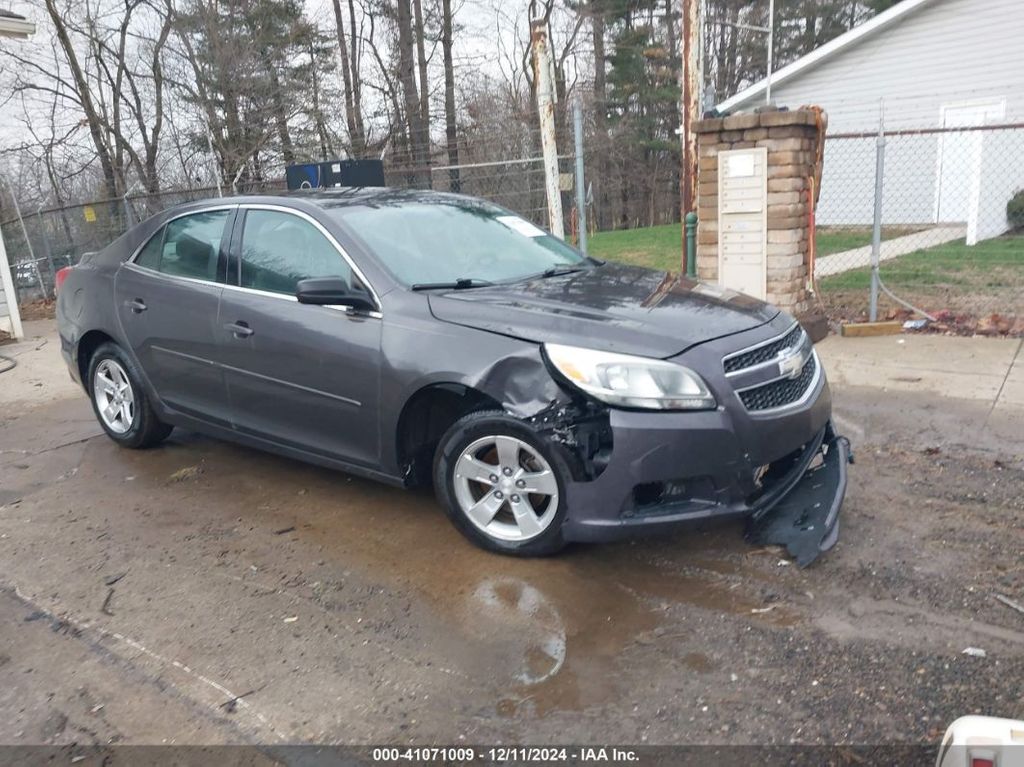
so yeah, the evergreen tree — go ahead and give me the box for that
[604,0,681,226]
[174,0,315,183]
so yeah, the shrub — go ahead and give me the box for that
[1008,189,1024,230]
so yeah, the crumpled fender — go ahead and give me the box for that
[470,348,569,417]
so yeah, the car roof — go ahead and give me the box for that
[171,187,479,215]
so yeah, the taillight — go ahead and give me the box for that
[55,266,72,295]
[971,758,995,767]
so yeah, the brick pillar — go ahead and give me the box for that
[693,109,826,317]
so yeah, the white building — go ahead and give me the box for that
[718,0,1024,245]
[0,7,35,340]
[0,8,34,37]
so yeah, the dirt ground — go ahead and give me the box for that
[0,360,1022,747]
[17,300,57,323]
[820,292,1024,338]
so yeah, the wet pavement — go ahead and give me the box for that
[1,383,1023,745]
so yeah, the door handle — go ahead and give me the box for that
[126,298,147,314]
[224,321,254,338]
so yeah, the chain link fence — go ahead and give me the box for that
[813,118,1024,334]
[385,155,576,233]
[0,180,286,303]
[8,100,1019,337]
[0,141,578,303]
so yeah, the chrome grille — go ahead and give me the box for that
[738,354,818,412]
[723,324,803,374]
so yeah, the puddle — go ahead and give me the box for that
[467,578,566,686]
[461,577,571,715]
[50,426,803,718]
[447,570,664,717]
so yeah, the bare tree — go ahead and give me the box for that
[441,0,459,191]
[92,0,174,193]
[331,0,366,156]
[396,0,430,185]
[346,0,367,154]
[413,0,430,134]
[363,7,406,155]
[42,0,123,197]
[0,0,892,244]
[307,36,336,160]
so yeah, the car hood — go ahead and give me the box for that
[427,263,779,358]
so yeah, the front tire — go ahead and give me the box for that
[433,410,569,556]
[88,342,173,449]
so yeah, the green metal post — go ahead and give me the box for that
[684,212,698,278]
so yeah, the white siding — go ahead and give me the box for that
[756,0,1024,131]
[977,128,1024,241]
[727,0,1024,237]
[0,230,22,339]
[816,133,944,227]
[0,281,9,331]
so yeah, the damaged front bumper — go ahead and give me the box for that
[557,375,849,566]
[745,423,850,567]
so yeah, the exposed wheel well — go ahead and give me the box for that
[396,383,502,487]
[76,330,117,384]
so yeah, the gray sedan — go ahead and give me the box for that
[56,188,849,562]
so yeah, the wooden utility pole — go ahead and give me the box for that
[680,0,701,218]
[531,19,564,239]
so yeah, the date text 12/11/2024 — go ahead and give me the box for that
[371,747,640,762]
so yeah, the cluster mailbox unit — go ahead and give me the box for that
[717,147,769,300]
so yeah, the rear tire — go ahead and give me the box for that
[87,342,173,449]
[433,410,569,556]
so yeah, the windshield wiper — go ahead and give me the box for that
[539,265,589,278]
[410,278,496,291]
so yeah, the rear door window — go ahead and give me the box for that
[148,210,230,281]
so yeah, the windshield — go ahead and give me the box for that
[329,196,587,287]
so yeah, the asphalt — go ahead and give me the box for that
[1,323,1022,746]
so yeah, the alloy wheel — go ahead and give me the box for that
[93,358,136,435]
[453,434,559,542]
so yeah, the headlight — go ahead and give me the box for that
[544,343,716,410]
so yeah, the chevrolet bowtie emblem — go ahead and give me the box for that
[778,347,808,379]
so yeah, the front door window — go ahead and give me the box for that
[238,210,353,295]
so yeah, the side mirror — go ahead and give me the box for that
[296,277,376,312]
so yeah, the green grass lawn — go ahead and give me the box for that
[588,223,685,272]
[588,223,922,270]
[589,223,1023,316]
[815,226,921,257]
[818,235,1024,293]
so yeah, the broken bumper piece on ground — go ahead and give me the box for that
[746,424,851,567]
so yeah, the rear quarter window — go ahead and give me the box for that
[134,229,163,270]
